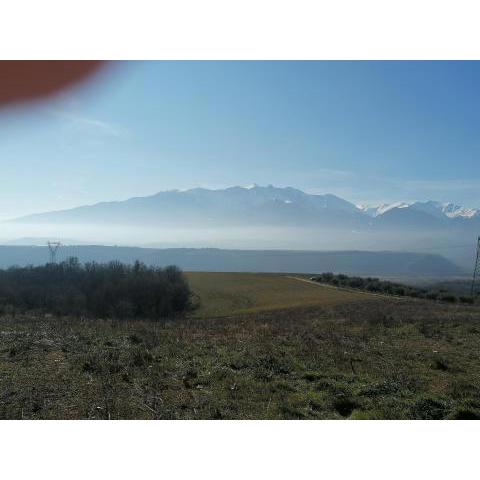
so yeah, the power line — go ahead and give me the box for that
[47,241,61,264]
[471,236,480,297]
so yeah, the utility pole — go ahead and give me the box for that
[471,236,480,298]
[47,241,61,264]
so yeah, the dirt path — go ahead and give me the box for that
[285,275,404,301]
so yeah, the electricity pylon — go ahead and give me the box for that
[47,241,61,264]
[471,236,480,297]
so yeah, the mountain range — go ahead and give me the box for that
[359,200,480,220]
[9,184,480,233]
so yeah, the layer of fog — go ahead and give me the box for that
[0,222,474,268]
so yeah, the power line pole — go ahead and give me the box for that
[47,241,61,264]
[471,236,480,298]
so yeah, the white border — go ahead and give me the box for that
[0,0,479,59]
[0,1,479,478]
[0,420,478,479]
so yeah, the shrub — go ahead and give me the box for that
[332,397,360,417]
[310,272,461,303]
[432,358,449,371]
[411,397,450,420]
[426,291,439,300]
[452,409,480,420]
[0,258,191,319]
[439,294,457,303]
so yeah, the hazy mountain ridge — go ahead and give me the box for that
[4,185,476,274]
[0,245,464,277]
[9,185,480,230]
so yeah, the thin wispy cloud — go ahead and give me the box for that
[50,110,127,138]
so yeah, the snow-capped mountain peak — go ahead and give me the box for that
[441,202,480,218]
[359,200,480,219]
[358,202,410,217]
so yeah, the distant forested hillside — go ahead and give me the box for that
[0,245,464,277]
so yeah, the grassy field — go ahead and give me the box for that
[0,272,479,419]
[186,272,372,317]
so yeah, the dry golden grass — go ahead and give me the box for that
[185,272,373,317]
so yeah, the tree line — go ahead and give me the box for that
[310,272,474,304]
[0,258,192,318]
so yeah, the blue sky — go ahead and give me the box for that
[1,61,479,219]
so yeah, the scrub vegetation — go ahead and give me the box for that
[0,271,478,419]
[0,259,191,319]
[310,272,476,304]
